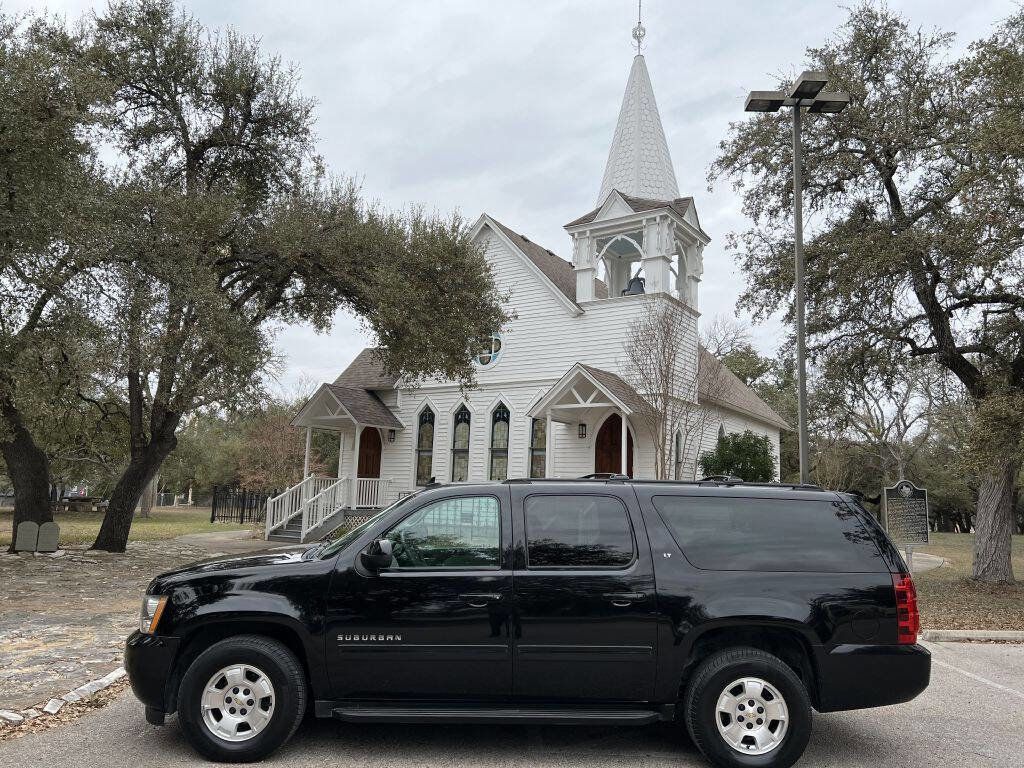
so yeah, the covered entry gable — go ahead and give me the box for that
[527,363,648,424]
[291,383,403,431]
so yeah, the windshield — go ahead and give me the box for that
[314,490,425,559]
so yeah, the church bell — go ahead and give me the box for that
[622,275,646,296]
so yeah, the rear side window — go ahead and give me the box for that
[525,495,635,568]
[652,496,884,572]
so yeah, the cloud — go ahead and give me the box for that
[12,0,1017,384]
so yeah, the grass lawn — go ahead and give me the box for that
[915,532,1024,630]
[0,505,248,547]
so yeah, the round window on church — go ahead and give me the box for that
[476,333,503,367]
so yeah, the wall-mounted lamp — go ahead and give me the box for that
[578,423,587,439]
[387,429,396,443]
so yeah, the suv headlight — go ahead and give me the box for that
[139,594,168,634]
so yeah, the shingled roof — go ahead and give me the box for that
[698,346,790,430]
[565,193,698,230]
[579,364,649,413]
[324,384,402,429]
[333,348,399,390]
[489,218,608,304]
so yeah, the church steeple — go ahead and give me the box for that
[595,36,679,205]
[565,6,705,308]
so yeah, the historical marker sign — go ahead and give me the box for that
[883,480,929,546]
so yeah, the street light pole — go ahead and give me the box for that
[745,72,850,486]
[791,104,810,486]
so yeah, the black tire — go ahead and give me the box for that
[683,647,811,768]
[177,635,308,763]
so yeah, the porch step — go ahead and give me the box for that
[266,506,360,544]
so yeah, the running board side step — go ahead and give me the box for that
[331,705,671,725]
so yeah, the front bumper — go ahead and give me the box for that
[124,630,181,714]
[815,643,931,712]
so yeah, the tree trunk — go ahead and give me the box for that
[972,459,1017,583]
[92,419,179,552]
[0,396,53,552]
[138,474,157,519]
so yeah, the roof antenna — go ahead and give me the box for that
[632,0,646,55]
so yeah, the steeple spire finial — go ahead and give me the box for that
[596,11,680,206]
[631,0,645,55]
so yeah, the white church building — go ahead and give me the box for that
[266,41,788,542]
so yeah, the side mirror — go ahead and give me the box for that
[360,538,394,571]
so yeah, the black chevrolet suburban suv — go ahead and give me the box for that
[125,479,929,767]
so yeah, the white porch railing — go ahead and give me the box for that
[265,476,399,540]
[303,478,348,534]
[356,477,393,508]
[265,475,338,537]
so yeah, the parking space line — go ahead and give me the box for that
[931,657,1024,701]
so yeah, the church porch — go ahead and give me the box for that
[266,383,410,542]
[527,363,656,479]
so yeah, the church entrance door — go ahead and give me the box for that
[357,427,382,478]
[594,413,633,476]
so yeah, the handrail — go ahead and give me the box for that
[265,476,403,540]
[264,475,338,537]
[356,477,393,508]
[303,478,348,536]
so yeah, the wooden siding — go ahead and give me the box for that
[330,225,780,491]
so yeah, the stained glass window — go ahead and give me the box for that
[476,333,503,367]
[529,418,546,478]
[415,408,435,486]
[489,403,510,481]
[451,405,471,482]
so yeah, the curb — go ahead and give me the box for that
[0,667,126,728]
[922,629,1024,642]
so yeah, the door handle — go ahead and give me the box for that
[603,592,646,606]
[459,593,502,607]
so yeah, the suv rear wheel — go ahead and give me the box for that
[177,635,307,762]
[683,647,811,768]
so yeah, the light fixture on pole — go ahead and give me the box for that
[744,71,850,486]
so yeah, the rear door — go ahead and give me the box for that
[510,485,658,702]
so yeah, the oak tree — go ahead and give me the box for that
[712,4,1024,581]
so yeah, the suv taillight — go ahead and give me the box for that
[892,573,920,645]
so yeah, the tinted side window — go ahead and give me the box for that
[525,495,634,568]
[652,496,884,572]
[384,496,500,568]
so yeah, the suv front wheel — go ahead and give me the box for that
[683,647,811,768]
[177,635,308,762]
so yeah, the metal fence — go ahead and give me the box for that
[210,485,277,524]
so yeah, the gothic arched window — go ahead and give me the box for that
[529,418,547,478]
[489,403,510,481]
[415,407,435,486]
[451,405,471,482]
[674,430,683,480]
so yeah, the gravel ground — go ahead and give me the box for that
[0,641,1021,768]
[0,532,269,711]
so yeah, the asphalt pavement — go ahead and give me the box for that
[2,640,1021,768]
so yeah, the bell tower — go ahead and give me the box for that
[565,9,708,306]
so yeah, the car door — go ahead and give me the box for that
[510,485,658,702]
[325,487,514,701]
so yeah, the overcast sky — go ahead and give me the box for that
[10,0,1020,391]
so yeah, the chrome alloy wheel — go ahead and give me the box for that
[200,664,276,742]
[714,676,789,756]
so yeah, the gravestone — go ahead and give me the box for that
[36,521,60,552]
[13,521,39,552]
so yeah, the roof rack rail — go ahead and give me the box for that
[503,476,824,491]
